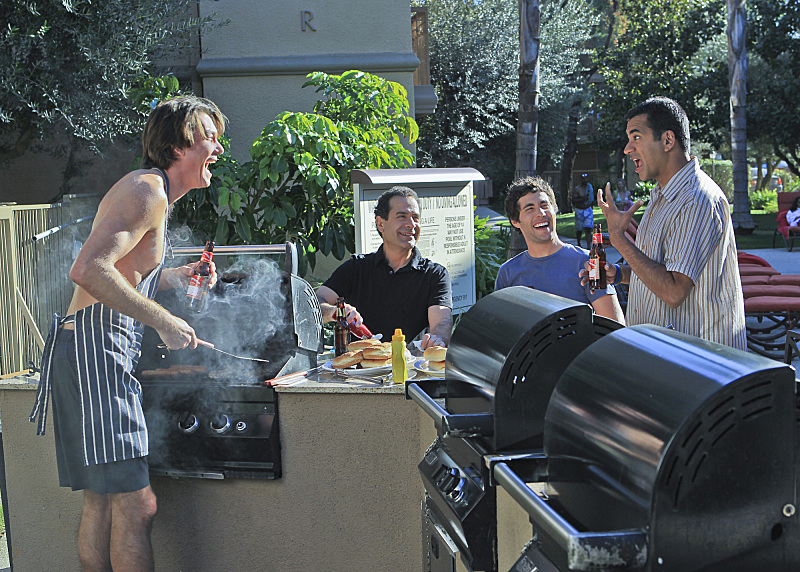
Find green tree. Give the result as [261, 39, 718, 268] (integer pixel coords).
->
[414, 0, 595, 191]
[0, 0, 219, 165]
[593, 0, 726, 152]
[171, 71, 417, 272]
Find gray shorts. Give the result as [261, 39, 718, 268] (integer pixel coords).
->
[50, 328, 150, 494]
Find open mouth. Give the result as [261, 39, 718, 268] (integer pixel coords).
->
[533, 221, 550, 229]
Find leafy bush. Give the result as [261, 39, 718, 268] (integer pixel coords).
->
[749, 188, 778, 212]
[171, 70, 417, 273]
[633, 180, 655, 201]
[474, 216, 510, 300]
[700, 159, 733, 202]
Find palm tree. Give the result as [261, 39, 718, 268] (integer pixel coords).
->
[728, 0, 755, 233]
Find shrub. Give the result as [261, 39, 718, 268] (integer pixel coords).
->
[749, 188, 778, 212]
[474, 216, 510, 300]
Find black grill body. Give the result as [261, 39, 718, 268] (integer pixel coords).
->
[134, 245, 322, 480]
[541, 324, 799, 571]
[414, 288, 622, 571]
[446, 286, 619, 451]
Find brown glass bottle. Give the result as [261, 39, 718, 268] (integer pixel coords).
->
[589, 223, 607, 291]
[185, 241, 215, 313]
[334, 297, 349, 356]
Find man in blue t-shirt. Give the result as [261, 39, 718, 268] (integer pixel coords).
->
[495, 176, 624, 323]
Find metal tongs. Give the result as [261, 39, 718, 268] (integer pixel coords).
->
[157, 343, 269, 364]
[332, 369, 391, 384]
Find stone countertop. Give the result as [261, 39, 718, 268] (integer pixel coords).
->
[0, 373, 39, 390]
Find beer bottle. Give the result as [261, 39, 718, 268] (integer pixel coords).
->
[185, 241, 215, 313]
[334, 297, 349, 356]
[588, 223, 607, 291]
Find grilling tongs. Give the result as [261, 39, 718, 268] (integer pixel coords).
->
[157, 342, 270, 364]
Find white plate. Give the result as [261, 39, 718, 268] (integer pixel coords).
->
[414, 359, 445, 375]
[322, 355, 415, 375]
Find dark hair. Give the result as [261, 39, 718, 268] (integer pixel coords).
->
[792, 196, 800, 211]
[374, 186, 419, 220]
[141, 96, 227, 170]
[505, 176, 558, 223]
[625, 96, 690, 153]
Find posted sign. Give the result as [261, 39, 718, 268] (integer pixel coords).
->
[352, 168, 482, 314]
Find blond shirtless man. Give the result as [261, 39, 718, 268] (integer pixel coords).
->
[29, 96, 226, 571]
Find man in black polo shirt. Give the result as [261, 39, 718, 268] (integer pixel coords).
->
[317, 186, 453, 348]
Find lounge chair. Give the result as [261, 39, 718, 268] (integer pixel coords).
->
[772, 191, 800, 251]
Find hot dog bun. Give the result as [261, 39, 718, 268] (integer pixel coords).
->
[427, 360, 446, 372]
[423, 345, 447, 362]
[361, 342, 392, 359]
[360, 357, 392, 368]
[348, 339, 382, 350]
[332, 350, 362, 369]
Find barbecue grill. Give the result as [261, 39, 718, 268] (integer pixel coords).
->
[134, 243, 323, 479]
[411, 287, 622, 571]
[492, 324, 800, 572]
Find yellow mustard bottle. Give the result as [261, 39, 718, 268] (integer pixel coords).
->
[392, 328, 408, 384]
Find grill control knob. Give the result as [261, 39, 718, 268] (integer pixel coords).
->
[438, 468, 459, 493]
[210, 414, 231, 434]
[178, 413, 199, 434]
[235, 421, 248, 433]
[447, 478, 468, 504]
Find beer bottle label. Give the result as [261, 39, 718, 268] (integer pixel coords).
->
[201, 251, 213, 263]
[186, 275, 202, 299]
[588, 258, 599, 280]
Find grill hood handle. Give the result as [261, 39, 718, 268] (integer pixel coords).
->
[407, 382, 493, 437]
[492, 462, 648, 571]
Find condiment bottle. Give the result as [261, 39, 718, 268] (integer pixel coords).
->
[349, 321, 374, 340]
[185, 240, 215, 313]
[334, 297, 349, 356]
[391, 328, 408, 384]
[588, 223, 607, 291]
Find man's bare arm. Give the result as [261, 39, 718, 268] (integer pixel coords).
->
[69, 176, 199, 349]
[421, 305, 452, 349]
[596, 183, 694, 308]
[315, 285, 362, 326]
[591, 294, 625, 324]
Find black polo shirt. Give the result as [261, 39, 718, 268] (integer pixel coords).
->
[322, 246, 452, 341]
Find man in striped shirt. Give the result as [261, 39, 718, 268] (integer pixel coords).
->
[593, 97, 746, 350]
[30, 97, 226, 571]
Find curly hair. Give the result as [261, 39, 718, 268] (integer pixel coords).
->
[505, 176, 558, 223]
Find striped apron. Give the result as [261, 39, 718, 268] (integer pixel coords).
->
[30, 169, 169, 466]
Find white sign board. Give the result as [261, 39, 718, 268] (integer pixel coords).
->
[352, 169, 482, 314]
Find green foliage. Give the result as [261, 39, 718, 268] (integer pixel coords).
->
[593, 0, 726, 151]
[173, 71, 417, 273]
[415, 0, 596, 188]
[0, 0, 221, 163]
[749, 189, 778, 212]
[699, 159, 733, 201]
[633, 180, 655, 201]
[474, 215, 510, 300]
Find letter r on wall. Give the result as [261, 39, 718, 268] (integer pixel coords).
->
[301, 10, 316, 31]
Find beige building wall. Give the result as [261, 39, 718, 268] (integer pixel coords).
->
[198, 0, 419, 160]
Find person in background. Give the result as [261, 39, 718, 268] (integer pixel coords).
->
[570, 173, 594, 248]
[496, 176, 625, 323]
[591, 96, 746, 349]
[616, 177, 633, 211]
[316, 186, 453, 349]
[787, 196, 800, 227]
[29, 96, 226, 571]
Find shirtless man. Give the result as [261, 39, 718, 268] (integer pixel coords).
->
[29, 96, 226, 571]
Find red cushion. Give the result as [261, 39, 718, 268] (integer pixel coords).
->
[769, 275, 800, 286]
[739, 264, 780, 276]
[739, 275, 770, 285]
[737, 252, 772, 267]
[742, 285, 800, 299]
[745, 296, 800, 313]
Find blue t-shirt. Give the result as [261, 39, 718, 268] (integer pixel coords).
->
[494, 243, 615, 305]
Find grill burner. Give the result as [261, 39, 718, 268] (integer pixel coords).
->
[134, 244, 322, 479]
